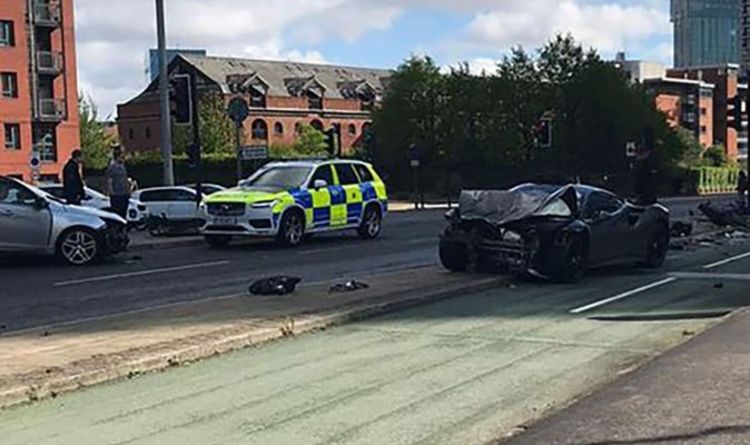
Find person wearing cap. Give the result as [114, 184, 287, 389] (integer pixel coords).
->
[62, 149, 85, 205]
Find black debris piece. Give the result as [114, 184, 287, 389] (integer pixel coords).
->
[670, 221, 693, 238]
[249, 276, 302, 296]
[329, 280, 370, 294]
[698, 202, 750, 230]
[714, 283, 725, 289]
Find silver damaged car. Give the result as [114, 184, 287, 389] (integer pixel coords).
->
[0, 176, 129, 265]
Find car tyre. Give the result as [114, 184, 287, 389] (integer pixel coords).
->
[549, 236, 586, 283]
[57, 227, 100, 266]
[205, 235, 232, 248]
[439, 238, 469, 272]
[643, 226, 669, 268]
[358, 205, 382, 239]
[276, 210, 305, 247]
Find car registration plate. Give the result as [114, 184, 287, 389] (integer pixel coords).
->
[215, 217, 238, 225]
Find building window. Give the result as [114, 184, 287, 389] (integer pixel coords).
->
[4, 124, 21, 150]
[307, 91, 323, 110]
[274, 122, 284, 135]
[249, 89, 266, 108]
[0, 21, 14, 47]
[251, 119, 268, 140]
[348, 123, 356, 136]
[700, 107, 707, 116]
[362, 122, 372, 135]
[34, 125, 57, 162]
[700, 125, 707, 134]
[294, 122, 302, 134]
[1, 72, 18, 98]
[145, 126, 151, 139]
[128, 128, 134, 140]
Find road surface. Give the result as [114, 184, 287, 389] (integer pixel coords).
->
[1, 237, 749, 445]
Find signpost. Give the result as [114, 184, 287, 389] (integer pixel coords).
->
[227, 97, 250, 181]
[239, 145, 268, 161]
[408, 144, 422, 209]
[29, 153, 41, 184]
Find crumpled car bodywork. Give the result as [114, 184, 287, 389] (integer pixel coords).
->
[439, 183, 670, 282]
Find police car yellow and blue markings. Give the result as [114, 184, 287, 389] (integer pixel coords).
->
[207, 163, 387, 233]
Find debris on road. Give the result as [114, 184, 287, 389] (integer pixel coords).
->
[698, 202, 750, 231]
[670, 221, 693, 238]
[248, 276, 301, 296]
[329, 280, 370, 294]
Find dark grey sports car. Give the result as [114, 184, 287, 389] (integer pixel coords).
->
[439, 183, 670, 282]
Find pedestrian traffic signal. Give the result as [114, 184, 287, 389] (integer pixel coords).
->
[186, 143, 200, 168]
[535, 118, 552, 148]
[727, 95, 745, 131]
[169, 74, 192, 125]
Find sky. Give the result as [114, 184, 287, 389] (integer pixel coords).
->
[73, 0, 674, 118]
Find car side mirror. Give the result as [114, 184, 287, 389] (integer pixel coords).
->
[34, 197, 49, 210]
[313, 179, 328, 189]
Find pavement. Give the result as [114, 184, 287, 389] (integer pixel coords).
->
[1, 236, 749, 445]
[503, 309, 750, 445]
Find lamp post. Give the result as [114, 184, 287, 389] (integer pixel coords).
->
[155, 0, 174, 185]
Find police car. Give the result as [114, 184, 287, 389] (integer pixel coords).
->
[199, 160, 387, 247]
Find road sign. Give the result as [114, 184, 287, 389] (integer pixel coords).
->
[29, 153, 41, 170]
[626, 142, 637, 158]
[227, 97, 249, 124]
[240, 145, 268, 160]
[30, 170, 41, 182]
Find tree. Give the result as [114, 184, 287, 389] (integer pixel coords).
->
[703, 145, 727, 167]
[268, 124, 329, 159]
[78, 93, 117, 170]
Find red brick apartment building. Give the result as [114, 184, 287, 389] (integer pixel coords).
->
[117, 55, 391, 154]
[0, 0, 80, 182]
[644, 77, 715, 148]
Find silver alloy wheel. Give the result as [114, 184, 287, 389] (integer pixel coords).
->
[365, 209, 381, 237]
[285, 213, 304, 245]
[60, 229, 98, 265]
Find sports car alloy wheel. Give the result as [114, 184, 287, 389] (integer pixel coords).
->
[60, 229, 99, 266]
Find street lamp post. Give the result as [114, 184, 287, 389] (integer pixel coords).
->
[156, 0, 174, 186]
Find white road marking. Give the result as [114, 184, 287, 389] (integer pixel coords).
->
[53, 260, 231, 287]
[702, 251, 750, 270]
[569, 277, 678, 314]
[670, 272, 750, 281]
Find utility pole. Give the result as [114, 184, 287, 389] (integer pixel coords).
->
[156, 0, 174, 185]
[746, 70, 750, 207]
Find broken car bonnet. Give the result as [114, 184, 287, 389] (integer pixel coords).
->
[458, 184, 578, 226]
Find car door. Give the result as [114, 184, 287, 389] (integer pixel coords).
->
[0, 178, 52, 250]
[307, 165, 334, 230]
[170, 189, 199, 220]
[138, 190, 169, 218]
[334, 163, 363, 226]
[582, 191, 628, 265]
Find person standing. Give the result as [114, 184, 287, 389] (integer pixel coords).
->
[738, 170, 748, 206]
[632, 146, 657, 206]
[62, 149, 85, 205]
[106, 148, 130, 219]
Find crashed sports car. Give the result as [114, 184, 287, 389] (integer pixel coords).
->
[439, 183, 670, 282]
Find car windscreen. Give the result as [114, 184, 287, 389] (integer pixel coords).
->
[240, 167, 312, 190]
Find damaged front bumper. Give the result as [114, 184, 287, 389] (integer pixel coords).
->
[99, 222, 130, 254]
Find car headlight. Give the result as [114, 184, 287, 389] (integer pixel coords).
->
[251, 200, 278, 209]
[502, 230, 522, 242]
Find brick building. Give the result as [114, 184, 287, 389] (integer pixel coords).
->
[644, 77, 715, 148]
[667, 64, 748, 160]
[117, 55, 390, 155]
[0, 0, 80, 182]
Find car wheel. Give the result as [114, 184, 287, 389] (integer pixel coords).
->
[277, 210, 305, 247]
[358, 205, 382, 239]
[205, 235, 232, 248]
[643, 227, 669, 268]
[549, 236, 586, 283]
[57, 228, 100, 266]
[439, 238, 469, 272]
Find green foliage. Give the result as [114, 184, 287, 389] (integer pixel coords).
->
[172, 93, 235, 155]
[703, 145, 727, 167]
[267, 124, 330, 159]
[371, 34, 689, 194]
[676, 127, 704, 168]
[79, 93, 117, 169]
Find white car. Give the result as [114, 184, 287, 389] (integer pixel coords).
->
[38, 184, 149, 226]
[132, 186, 204, 222]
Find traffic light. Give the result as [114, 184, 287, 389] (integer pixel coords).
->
[169, 74, 192, 125]
[727, 95, 744, 131]
[186, 143, 200, 168]
[325, 127, 337, 155]
[535, 118, 552, 148]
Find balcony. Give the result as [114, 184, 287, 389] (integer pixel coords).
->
[33, 2, 62, 28]
[37, 98, 66, 121]
[36, 51, 63, 75]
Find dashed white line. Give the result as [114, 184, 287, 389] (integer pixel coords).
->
[670, 272, 750, 281]
[53, 260, 232, 287]
[569, 277, 678, 314]
[702, 251, 750, 270]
